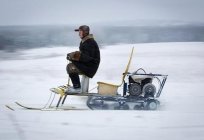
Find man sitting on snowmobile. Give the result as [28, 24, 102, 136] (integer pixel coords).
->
[66, 25, 100, 93]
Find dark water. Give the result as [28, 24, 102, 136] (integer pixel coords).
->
[0, 25, 204, 51]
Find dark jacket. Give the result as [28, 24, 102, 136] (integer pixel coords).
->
[72, 34, 100, 78]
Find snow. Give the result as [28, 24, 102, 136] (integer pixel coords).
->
[0, 42, 204, 140]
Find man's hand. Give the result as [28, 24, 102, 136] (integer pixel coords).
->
[66, 51, 81, 61]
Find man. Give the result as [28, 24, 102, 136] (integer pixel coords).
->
[66, 25, 100, 93]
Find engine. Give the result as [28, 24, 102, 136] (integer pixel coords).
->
[128, 75, 156, 97]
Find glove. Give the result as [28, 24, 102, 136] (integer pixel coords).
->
[66, 53, 72, 60]
[66, 51, 81, 61]
[72, 51, 81, 61]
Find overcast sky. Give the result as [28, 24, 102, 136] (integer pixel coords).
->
[0, 0, 204, 25]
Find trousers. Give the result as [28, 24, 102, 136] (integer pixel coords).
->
[66, 63, 81, 88]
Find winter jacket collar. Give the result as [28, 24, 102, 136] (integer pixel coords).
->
[81, 34, 94, 43]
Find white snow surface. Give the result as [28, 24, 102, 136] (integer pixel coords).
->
[1, 42, 204, 140]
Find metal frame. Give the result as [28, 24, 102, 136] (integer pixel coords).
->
[52, 73, 168, 109]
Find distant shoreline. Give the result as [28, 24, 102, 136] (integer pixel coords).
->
[1, 25, 204, 51]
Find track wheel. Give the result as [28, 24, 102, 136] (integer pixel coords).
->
[133, 105, 143, 110]
[145, 99, 158, 110]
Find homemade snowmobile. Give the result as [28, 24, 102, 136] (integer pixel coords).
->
[13, 47, 167, 111]
[49, 47, 168, 110]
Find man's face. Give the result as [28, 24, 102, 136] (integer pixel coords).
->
[79, 30, 83, 39]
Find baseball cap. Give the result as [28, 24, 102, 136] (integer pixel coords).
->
[74, 25, 90, 32]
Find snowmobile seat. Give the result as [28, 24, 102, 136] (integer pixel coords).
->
[97, 47, 134, 96]
[81, 74, 89, 93]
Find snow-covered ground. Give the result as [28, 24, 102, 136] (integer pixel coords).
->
[0, 42, 204, 140]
